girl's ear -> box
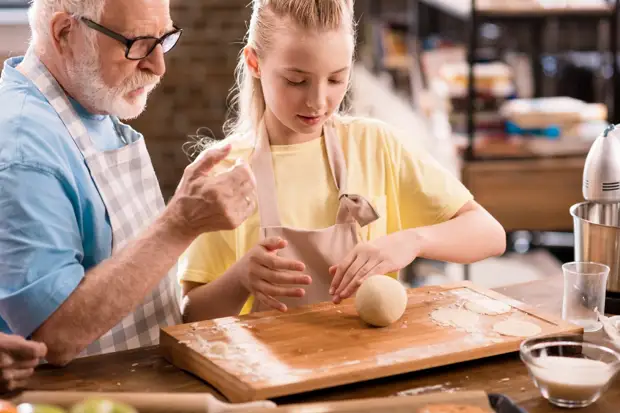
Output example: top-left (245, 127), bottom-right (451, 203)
top-left (244, 46), bottom-right (261, 78)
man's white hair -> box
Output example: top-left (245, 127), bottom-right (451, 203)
top-left (28, 0), bottom-right (106, 48)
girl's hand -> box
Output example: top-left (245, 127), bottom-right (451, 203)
top-left (239, 237), bottom-right (312, 312)
top-left (328, 232), bottom-right (420, 304)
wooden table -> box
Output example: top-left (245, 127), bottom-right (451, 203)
top-left (25, 278), bottom-right (619, 412)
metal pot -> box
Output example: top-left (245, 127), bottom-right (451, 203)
top-left (571, 202), bottom-right (620, 295)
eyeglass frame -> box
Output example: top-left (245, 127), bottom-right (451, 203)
top-left (79, 17), bottom-right (183, 60)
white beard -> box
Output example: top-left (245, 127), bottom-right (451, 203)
top-left (66, 46), bottom-right (160, 120)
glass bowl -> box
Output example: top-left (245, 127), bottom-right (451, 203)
top-left (520, 334), bottom-right (620, 408)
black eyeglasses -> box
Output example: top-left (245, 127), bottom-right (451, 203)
top-left (79, 17), bottom-right (183, 60)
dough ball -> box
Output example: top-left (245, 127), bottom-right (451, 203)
top-left (355, 275), bottom-right (408, 327)
top-left (492, 319), bottom-right (541, 337)
top-left (464, 298), bottom-right (511, 315)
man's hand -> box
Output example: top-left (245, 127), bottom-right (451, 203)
top-left (165, 144), bottom-right (257, 238)
top-left (0, 333), bottom-right (47, 392)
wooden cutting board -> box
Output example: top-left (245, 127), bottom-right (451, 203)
top-left (160, 281), bottom-right (581, 403)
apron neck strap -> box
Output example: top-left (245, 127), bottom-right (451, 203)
top-left (19, 52), bottom-right (98, 158)
top-left (324, 121), bottom-right (348, 196)
top-left (251, 118), bottom-right (349, 227)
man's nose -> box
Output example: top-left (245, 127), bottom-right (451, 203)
top-left (138, 44), bottom-right (166, 77)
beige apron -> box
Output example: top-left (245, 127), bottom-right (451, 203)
top-left (250, 119), bottom-right (380, 312)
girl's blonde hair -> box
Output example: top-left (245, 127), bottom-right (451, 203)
top-left (223, 0), bottom-right (356, 141)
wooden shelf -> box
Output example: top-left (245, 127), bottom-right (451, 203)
top-left (420, 0), bottom-right (614, 20)
top-left (454, 133), bottom-right (592, 158)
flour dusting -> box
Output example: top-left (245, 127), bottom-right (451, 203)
top-left (396, 383), bottom-right (460, 396)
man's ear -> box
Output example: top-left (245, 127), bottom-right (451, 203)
top-left (244, 46), bottom-right (261, 78)
top-left (49, 12), bottom-right (76, 58)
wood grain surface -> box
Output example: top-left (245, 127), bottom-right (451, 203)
top-left (160, 282), bottom-right (582, 402)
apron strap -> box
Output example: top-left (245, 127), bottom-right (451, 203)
top-left (336, 194), bottom-right (380, 227)
top-left (19, 52), bottom-right (98, 159)
top-left (324, 120), bottom-right (379, 227)
top-left (323, 121), bottom-right (348, 196)
top-left (251, 118), bottom-right (349, 227)
top-left (251, 117), bottom-right (379, 228)
top-left (251, 120), bottom-right (282, 227)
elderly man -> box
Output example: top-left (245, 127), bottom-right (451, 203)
top-left (0, 0), bottom-right (256, 373)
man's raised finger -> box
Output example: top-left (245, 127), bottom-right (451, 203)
top-left (190, 144), bottom-right (232, 175)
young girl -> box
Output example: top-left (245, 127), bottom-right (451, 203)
top-left (178, 0), bottom-right (506, 321)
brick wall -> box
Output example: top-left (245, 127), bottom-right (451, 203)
top-left (129, 0), bottom-right (252, 200)
top-left (0, 23), bottom-right (30, 65)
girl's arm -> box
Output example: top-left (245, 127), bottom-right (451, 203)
top-left (330, 200), bottom-right (506, 302)
top-left (181, 263), bottom-right (250, 322)
top-left (412, 199), bottom-right (506, 264)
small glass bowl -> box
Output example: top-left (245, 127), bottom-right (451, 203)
top-left (520, 334), bottom-right (620, 408)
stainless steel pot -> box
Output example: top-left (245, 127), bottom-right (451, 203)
top-left (571, 202), bottom-right (620, 294)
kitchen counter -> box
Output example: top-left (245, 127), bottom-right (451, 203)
top-left (23, 278), bottom-right (619, 412)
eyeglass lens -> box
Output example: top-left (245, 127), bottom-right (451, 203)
top-left (127, 31), bottom-right (181, 59)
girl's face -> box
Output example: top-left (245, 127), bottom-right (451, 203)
top-left (248, 19), bottom-right (354, 141)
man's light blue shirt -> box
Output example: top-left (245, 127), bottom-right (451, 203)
top-left (0, 56), bottom-right (127, 337)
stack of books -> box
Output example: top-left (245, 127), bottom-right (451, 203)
top-left (499, 96), bottom-right (608, 155)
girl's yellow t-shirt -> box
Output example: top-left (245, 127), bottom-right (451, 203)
top-left (178, 116), bottom-right (473, 314)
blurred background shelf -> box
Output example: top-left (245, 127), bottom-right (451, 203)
top-left (353, 0), bottom-right (620, 283)
top-left (420, 0), bottom-right (614, 19)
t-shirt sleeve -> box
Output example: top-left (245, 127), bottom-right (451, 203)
top-left (386, 127), bottom-right (474, 229)
top-left (177, 230), bottom-right (237, 285)
top-left (0, 163), bottom-right (85, 338)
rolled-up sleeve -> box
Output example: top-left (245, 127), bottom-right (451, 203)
top-left (0, 163), bottom-right (85, 338)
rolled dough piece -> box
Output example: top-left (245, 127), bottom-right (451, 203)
top-left (430, 308), bottom-right (479, 329)
top-left (464, 298), bottom-right (511, 315)
top-left (209, 342), bottom-right (228, 356)
top-left (355, 275), bottom-right (408, 327)
top-left (492, 319), bottom-right (541, 337)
